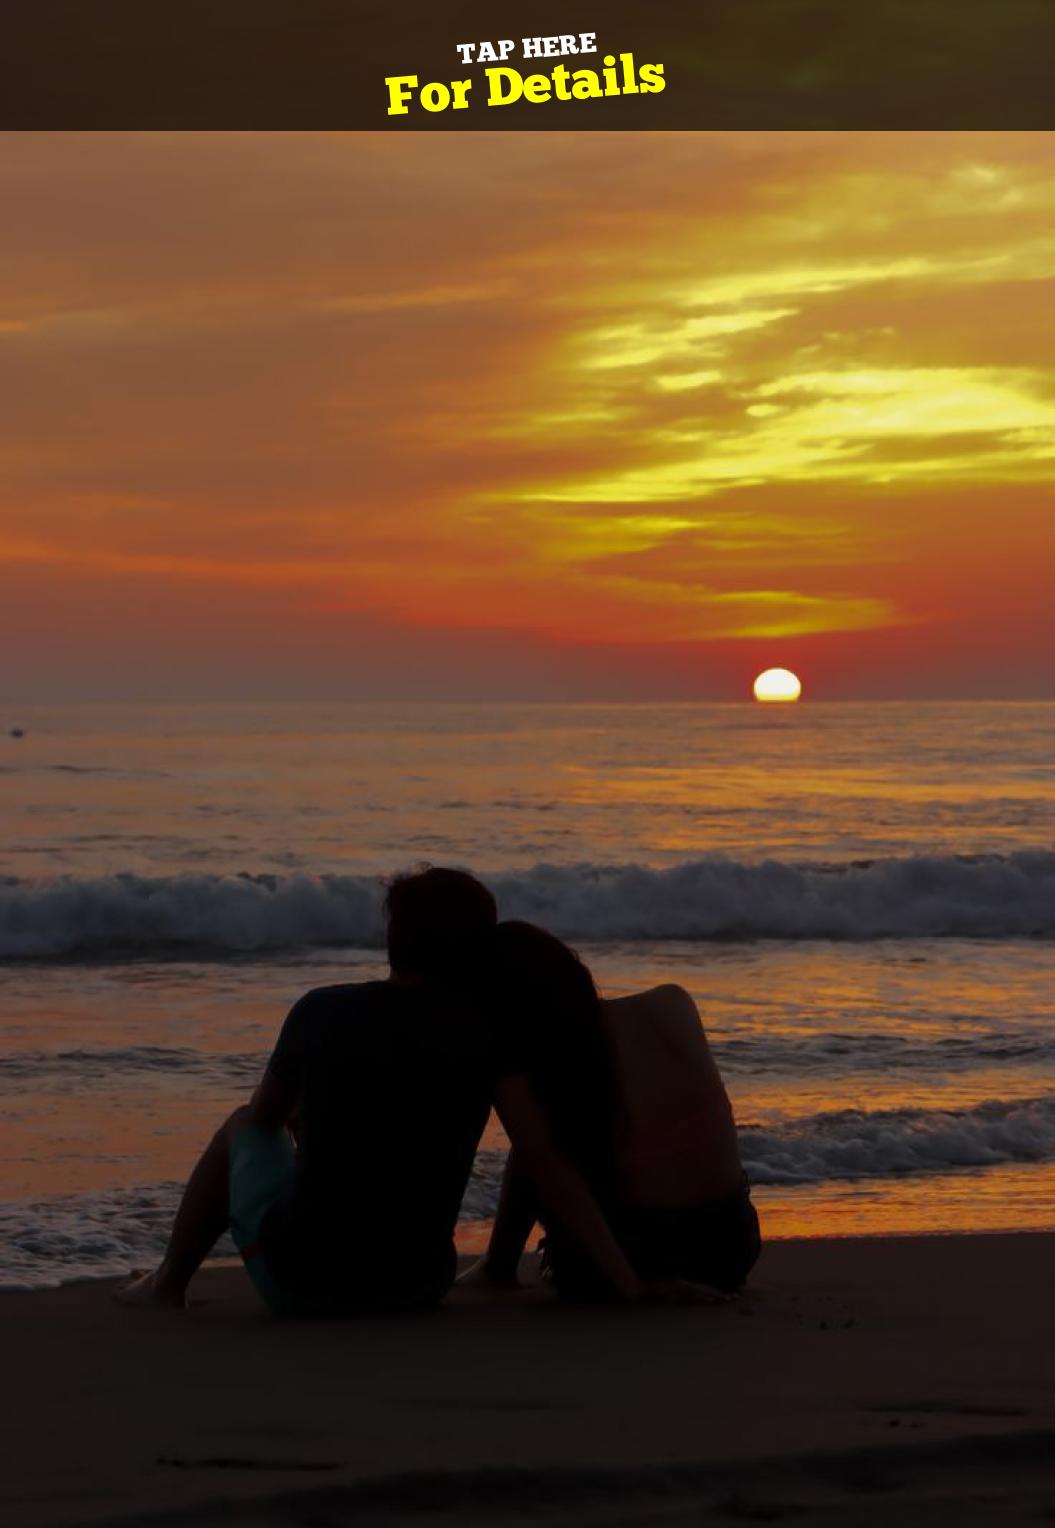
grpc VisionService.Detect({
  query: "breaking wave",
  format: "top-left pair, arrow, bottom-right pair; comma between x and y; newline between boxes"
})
1,850 -> 1054,960
742,1094 -> 1055,1186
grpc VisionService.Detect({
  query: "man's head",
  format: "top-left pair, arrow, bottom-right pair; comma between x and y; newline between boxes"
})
384,865 -> 497,984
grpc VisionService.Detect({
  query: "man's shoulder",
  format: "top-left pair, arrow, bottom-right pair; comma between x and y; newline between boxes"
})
289,979 -> 457,1023
290,979 -> 387,1014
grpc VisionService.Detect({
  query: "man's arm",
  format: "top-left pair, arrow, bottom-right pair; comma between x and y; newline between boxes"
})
493,1074 -> 642,1302
246,1065 -> 298,1134
246,990 -> 313,1135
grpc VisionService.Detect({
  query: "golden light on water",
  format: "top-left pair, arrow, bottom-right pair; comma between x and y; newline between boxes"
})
753,668 -> 803,703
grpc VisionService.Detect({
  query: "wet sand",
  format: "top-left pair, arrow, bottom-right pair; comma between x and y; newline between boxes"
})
3,1233 -> 1053,1527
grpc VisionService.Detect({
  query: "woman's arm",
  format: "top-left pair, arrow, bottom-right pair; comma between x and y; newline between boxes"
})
493,1074 -> 642,1302
472,1151 -> 538,1285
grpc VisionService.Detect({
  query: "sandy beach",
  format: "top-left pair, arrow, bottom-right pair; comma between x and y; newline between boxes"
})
2,1232 -> 1051,1527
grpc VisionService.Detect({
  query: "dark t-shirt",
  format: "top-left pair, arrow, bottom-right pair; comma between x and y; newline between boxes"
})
257,980 -> 499,1308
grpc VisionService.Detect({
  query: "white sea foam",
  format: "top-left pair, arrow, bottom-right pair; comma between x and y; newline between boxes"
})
0,1155 -> 509,1292
1,851 -> 1054,960
0,870 -> 381,959
741,1094 -> 1055,1186
0,1183 -> 200,1293
494,852 -> 1055,943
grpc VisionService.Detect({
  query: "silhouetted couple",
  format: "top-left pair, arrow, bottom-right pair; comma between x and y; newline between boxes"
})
117,866 -> 760,1314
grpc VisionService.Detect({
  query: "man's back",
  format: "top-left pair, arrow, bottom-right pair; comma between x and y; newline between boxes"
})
259,980 -> 495,1306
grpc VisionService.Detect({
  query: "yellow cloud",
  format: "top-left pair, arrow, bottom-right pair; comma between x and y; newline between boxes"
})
579,309 -> 797,370
654,369 -> 723,393
4,131 -> 1055,674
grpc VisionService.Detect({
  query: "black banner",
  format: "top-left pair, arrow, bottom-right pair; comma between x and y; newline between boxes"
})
5,0 -> 1055,129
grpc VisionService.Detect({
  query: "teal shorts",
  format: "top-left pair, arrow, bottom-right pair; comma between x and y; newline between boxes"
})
228,1122 -> 300,1315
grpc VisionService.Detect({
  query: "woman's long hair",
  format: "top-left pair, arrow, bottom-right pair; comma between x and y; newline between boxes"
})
484,921 -> 615,1195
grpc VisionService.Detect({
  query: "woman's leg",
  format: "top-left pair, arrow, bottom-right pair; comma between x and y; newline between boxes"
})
115,1105 -> 250,1306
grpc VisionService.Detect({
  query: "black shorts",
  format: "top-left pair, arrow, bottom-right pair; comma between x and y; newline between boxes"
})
542,1179 -> 762,1302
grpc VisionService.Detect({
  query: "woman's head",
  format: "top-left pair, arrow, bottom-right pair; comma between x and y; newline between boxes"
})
484,921 -> 611,1175
486,920 -> 599,1023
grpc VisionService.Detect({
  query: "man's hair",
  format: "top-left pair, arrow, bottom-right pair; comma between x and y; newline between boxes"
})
384,864 -> 498,983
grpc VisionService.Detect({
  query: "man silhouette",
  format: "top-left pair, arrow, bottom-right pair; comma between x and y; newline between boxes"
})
116,866 -> 503,1313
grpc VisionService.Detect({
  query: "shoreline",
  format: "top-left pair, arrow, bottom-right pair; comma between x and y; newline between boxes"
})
4,1231 -> 1052,1526
6,1219 -> 1055,1300
5,1221 -> 1055,1299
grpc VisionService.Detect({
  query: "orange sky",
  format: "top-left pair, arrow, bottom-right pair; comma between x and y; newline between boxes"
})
1,131 -> 1053,700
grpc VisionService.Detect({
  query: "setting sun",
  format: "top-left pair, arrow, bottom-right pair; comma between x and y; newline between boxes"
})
753,668 -> 803,703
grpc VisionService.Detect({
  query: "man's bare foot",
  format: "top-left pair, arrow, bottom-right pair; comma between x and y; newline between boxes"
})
112,1268 -> 187,1309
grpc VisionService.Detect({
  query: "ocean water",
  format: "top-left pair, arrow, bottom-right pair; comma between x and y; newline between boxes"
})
1,700 -> 1053,1290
